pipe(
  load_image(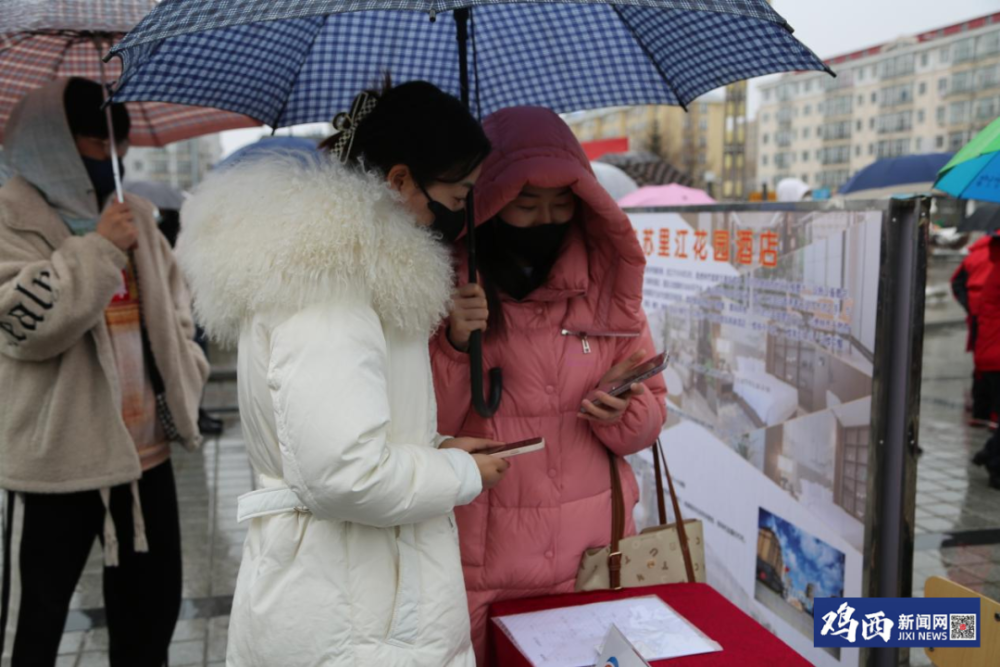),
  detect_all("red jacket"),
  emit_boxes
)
[973,239,1000,370]
[952,237,994,352]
